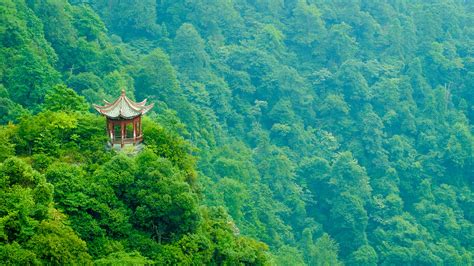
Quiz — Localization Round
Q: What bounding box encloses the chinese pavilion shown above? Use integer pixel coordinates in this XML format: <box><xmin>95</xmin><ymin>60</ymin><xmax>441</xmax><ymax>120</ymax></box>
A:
<box><xmin>94</xmin><ymin>90</ymin><xmax>154</xmax><ymax>148</ymax></box>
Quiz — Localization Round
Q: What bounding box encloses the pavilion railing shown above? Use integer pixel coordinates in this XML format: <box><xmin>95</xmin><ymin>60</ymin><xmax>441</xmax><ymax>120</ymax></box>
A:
<box><xmin>110</xmin><ymin>135</ymin><xmax>143</xmax><ymax>145</ymax></box>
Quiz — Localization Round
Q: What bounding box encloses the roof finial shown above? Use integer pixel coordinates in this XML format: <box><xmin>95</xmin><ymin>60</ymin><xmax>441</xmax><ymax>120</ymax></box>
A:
<box><xmin>121</xmin><ymin>88</ymin><xmax>126</xmax><ymax>96</ymax></box>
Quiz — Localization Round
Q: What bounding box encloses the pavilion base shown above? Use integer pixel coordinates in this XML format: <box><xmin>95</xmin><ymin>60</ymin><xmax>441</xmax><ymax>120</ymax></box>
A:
<box><xmin>108</xmin><ymin>142</ymin><xmax>144</xmax><ymax>154</ymax></box>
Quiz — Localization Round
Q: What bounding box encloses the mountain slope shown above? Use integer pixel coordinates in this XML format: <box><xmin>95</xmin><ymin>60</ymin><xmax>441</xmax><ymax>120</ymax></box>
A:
<box><xmin>1</xmin><ymin>0</ymin><xmax>473</xmax><ymax>264</ymax></box>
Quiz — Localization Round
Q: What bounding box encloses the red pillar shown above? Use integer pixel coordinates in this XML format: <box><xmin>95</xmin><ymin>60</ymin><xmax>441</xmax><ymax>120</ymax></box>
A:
<box><xmin>121</xmin><ymin>121</ymin><xmax>125</xmax><ymax>148</ymax></box>
<box><xmin>108</xmin><ymin>120</ymin><xmax>114</xmax><ymax>145</ymax></box>
<box><xmin>106</xmin><ymin>119</ymin><xmax>110</xmax><ymax>142</ymax></box>
<box><xmin>133</xmin><ymin>118</ymin><xmax>137</xmax><ymax>145</ymax></box>
<box><xmin>138</xmin><ymin>117</ymin><xmax>142</xmax><ymax>137</ymax></box>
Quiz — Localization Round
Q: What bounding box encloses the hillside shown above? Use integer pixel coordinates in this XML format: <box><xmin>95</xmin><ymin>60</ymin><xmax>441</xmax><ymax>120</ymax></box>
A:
<box><xmin>1</xmin><ymin>0</ymin><xmax>473</xmax><ymax>265</ymax></box>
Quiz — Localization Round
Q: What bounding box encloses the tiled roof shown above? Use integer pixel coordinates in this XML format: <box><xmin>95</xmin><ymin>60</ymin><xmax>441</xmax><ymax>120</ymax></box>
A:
<box><xmin>93</xmin><ymin>90</ymin><xmax>154</xmax><ymax>119</ymax></box>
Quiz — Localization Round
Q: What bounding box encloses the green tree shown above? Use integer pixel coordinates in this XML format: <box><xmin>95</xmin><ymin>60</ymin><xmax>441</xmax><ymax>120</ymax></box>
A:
<box><xmin>42</xmin><ymin>84</ymin><xmax>89</xmax><ymax>112</ymax></box>
<box><xmin>288</xmin><ymin>0</ymin><xmax>326</xmax><ymax>47</ymax></box>
<box><xmin>26</xmin><ymin>215</ymin><xmax>92</xmax><ymax>264</ymax></box>
<box><xmin>172</xmin><ymin>23</ymin><xmax>210</xmax><ymax>81</ymax></box>
<box><xmin>348</xmin><ymin>245</ymin><xmax>378</xmax><ymax>266</ymax></box>
<box><xmin>0</xmin><ymin>157</ymin><xmax>92</xmax><ymax>264</ymax></box>
<box><xmin>92</xmin><ymin>0</ymin><xmax>160</xmax><ymax>39</ymax></box>
<box><xmin>305</xmin><ymin>233</ymin><xmax>342</xmax><ymax>266</ymax></box>
<box><xmin>324</xmin><ymin>23</ymin><xmax>357</xmax><ymax>65</ymax></box>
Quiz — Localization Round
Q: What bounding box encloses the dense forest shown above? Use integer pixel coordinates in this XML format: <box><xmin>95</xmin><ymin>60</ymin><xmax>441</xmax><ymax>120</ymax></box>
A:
<box><xmin>1</xmin><ymin>0</ymin><xmax>473</xmax><ymax>264</ymax></box>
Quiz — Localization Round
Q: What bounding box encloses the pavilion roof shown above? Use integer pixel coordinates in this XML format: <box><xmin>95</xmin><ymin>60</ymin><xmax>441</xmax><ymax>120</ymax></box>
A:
<box><xmin>93</xmin><ymin>90</ymin><xmax>154</xmax><ymax>119</ymax></box>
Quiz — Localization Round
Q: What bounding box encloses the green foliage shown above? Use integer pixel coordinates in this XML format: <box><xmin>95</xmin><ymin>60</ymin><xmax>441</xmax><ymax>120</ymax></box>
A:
<box><xmin>303</xmin><ymin>233</ymin><xmax>342</xmax><ymax>266</ymax></box>
<box><xmin>133</xmin><ymin>48</ymin><xmax>179</xmax><ymax>102</ymax></box>
<box><xmin>348</xmin><ymin>245</ymin><xmax>378</xmax><ymax>266</ymax></box>
<box><xmin>287</xmin><ymin>0</ymin><xmax>326</xmax><ymax>47</ymax></box>
<box><xmin>0</xmin><ymin>242</ymin><xmax>39</xmax><ymax>265</ymax></box>
<box><xmin>17</xmin><ymin>111</ymin><xmax>78</xmax><ymax>155</ymax></box>
<box><xmin>172</xmin><ymin>23</ymin><xmax>210</xmax><ymax>80</ymax></box>
<box><xmin>132</xmin><ymin>151</ymin><xmax>200</xmax><ymax>242</ymax></box>
<box><xmin>0</xmin><ymin>156</ymin><xmax>91</xmax><ymax>264</ymax></box>
<box><xmin>0</xmin><ymin>109</ymin><xmax>271</xmax><ymax>264</ymax></box>
<box><xmin>95</xmin><ymin>251</ymin><xmax>153</xmax><ymax>265</ymax></box>
<box><xmin>274</xmin><ymin>245</ymin><xmax>306</xmax><ymax>266</ymax></box>
<box><xmin>0</xmin><ymin>124</ymin><xmax>16</xmax><ymax>162</ymax></box>
<box><xmin>26</xmin><ymin>217</ymin><xmax>92</xmax><ymax>264</ymax></box>
<box><xmin>42</xmin><ymin>84</ymin><xmax>89</xmax><ymax>112</ymax></box>
<box><xmin>92</xmin><ymin>0</ymin><xmax>160</xmax><ymax>39</ymax></box>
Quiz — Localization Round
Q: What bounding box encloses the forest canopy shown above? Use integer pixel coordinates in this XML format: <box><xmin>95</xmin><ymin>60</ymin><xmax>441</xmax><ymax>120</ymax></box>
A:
<box><xmin>0</xmin><ymin>0</ymin><xmax>473</xmax><ymax>265</ymax></box>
